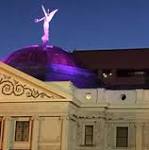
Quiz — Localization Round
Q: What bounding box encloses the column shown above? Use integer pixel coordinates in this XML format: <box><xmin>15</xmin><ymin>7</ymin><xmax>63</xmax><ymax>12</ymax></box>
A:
<box><xmin>2</xmin><ymin>117</ymin><xmax>12</xmax><ymax>150</ymax></box>
<box><xmin>61</xmin><ymin>116</ymin><xmax>70</xmax><ymax>150</ymax></box>
<box><xmin>103</xmin><ymin>121</ymin><xmax>108</xmax><ymax>150</ymax></box>
<box><xmin>143</xmin><ymin>123</ymin><xmax>149</xmax><ymax>148</ymax></box>
<box><xmin>129</xmin><ymin>123</ymin><xmax>136</xmax><ymax>148</ymax></box>
<box><xmin>135</xmin><ymin>123</ymin><xmax>143</xmax><ymax>150</ymax></box>
<box><xmin>31</xmin><ymin>116</ymin><xmax>40</xmax><ymax>150</ymax></box>
<box><xmin>72</xmin><ymin>121</ymin><xmax>77</xmax><ymax>150</ymax></box>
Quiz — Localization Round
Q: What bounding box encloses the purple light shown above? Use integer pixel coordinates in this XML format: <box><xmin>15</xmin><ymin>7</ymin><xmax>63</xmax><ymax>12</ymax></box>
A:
<box><xmin>4</xmin><ymin>45</ymin><xmax>99</xmax><ymax>88</ymax></box>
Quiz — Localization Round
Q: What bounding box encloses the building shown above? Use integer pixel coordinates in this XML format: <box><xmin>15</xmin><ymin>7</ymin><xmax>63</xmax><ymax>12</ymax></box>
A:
<box><xmin>0</xmin><ymin>45</ymin><xmax>149</xmax><ymax>150</ymax></box>
<box><xmin>74</xmin><ymin>48</ymin><xmax>149</xmax><ymax>89</ymax></box>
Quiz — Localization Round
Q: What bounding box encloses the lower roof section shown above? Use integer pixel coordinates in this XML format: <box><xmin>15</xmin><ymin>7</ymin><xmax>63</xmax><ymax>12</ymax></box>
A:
<box><xmin>73</xmin><ymin>48</ymin><xmax>149</xmax><ymax>69</ymax></box>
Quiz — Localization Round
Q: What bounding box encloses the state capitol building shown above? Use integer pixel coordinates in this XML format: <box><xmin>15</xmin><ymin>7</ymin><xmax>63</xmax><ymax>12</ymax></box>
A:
<box><xmin>0</xmin><ymin>45</ymin><xmax>148</xmax><ymax>150</ymax></box>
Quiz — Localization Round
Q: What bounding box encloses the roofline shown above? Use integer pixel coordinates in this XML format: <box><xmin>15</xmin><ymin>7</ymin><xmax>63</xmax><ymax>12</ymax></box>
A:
<box><xmin>73</xmin><ymin>47</ymin><xmax>149</xmax><ymax>53</ymax></box>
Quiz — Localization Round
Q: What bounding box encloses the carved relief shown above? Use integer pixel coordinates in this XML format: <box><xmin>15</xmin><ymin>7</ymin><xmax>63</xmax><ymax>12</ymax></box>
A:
<box><xmin>0</xmin><ymin>73</ymin><xmax>63</xmax><ymax>99</ymax></box>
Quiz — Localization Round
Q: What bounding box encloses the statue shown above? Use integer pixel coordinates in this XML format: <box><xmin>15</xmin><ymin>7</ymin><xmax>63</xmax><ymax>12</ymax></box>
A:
<box><xmin>35</xmin><ymin>5</ymin><xmax>58</xmax><ymax>47</ymax></box>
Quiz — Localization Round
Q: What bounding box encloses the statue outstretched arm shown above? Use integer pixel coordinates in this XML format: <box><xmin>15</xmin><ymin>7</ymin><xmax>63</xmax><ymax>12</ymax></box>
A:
<box><xmin>42</xmin><ymin>5</ymin><xmax>48</xmax><ymax>17</ymax></box>
<box><xmin>47</xmin><ymin>9</ymin><xmax>58</xmax><ymax>22</ymax></box>
<box><xmin>35</xmin><ymin>17</ymin><xmax>45</xmax><ymax>23</ymax></box>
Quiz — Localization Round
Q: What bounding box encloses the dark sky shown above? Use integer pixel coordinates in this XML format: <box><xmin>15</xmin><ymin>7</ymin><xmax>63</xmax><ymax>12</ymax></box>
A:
<box><xmin>0</xmin><ymin>0</ymin><xmax>149</xmax><ymax>58</ymax></box>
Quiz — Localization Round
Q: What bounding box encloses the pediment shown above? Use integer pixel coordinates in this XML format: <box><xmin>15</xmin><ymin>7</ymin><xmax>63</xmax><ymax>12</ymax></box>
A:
<box><xmin>0</xmin><ymin>62</ymin><xmax>72</xmax><ymax>102</ymax></box>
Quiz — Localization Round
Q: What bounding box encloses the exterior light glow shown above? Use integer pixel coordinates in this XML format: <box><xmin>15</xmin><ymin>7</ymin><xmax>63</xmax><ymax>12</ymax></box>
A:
<box><xmin>103</xmin><ymin>73</ymin><xmax>108</xmax><ymax>78</ymax></box>
<box><xmin>102</xmin><ymin>72</ymin><xmax>112</xmax><ymax>78</ymax></box>
<box><xmin>85</xmin><ymin>93</ymin><xmax>92</xmax><ymax>100</ymax></box>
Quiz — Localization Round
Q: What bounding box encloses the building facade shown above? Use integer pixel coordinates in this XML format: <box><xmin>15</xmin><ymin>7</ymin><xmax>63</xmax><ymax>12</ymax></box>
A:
<box><xmin>73</xmin><ymin>48</ymin><xmax>149</xmax><ymax>88</ymax></box>
<box><xmin>0</xmin><ymin>61</ymin><xmax>149</xmax><ymax>150</ymax></box>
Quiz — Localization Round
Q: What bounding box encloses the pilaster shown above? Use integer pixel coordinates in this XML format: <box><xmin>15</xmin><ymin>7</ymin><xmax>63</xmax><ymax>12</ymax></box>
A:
<box><xmin>2</xmin><ymin>117</ymin><xmax>12</xmax><ymax>150</ymax></box>
<box><xmin>31</xmin><ymin>116</ymin><xmax>40</xmax><ymax>150</ymax></box>
<box><xmin>60</xmin><ymin>116</ymin><xmax>70</xmax><ymax>150</ymax></box>
<box><xmin>135</xmin><ymin>123</ymin><xmax>143</xmax><ymax>150</ymax></box>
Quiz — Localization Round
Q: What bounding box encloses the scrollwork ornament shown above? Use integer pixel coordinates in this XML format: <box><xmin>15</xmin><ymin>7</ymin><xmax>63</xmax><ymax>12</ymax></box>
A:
<box><xmin>14</xmin><ymin>84</ymin><xmax>25</xmax><ymax>96</ymax></box>
<box><xmin>1</xmin><ymin>80</ymin><xmax>14</xmax><ymax>95</ymax></box>
<box><xmin>0</xmin><ymin>74</ymin><xmax>54</xmax><ymax>99</ymax></box>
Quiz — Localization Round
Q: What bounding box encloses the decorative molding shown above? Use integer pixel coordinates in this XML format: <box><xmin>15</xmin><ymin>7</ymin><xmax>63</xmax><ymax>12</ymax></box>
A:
<box><xmin>77</xmin><ymin>115</ymin><xmax>106</xmax><ymax>120</ymax></box>
<box><xmin>0</xmin><ymin>73</ymin><xmax>63</xmax><ymax>99</ymax></box>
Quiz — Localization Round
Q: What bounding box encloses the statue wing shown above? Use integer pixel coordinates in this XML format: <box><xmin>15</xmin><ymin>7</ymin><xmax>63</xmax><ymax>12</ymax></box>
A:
<box><xmin>42</xmin><ymin>5</ymin><xmax>48</xmax><ymax>17</ymax></box>
<box><xmin>48</xmin><ymin>9</ymin><xmax>58</xmax><ymax>22</ymax></box>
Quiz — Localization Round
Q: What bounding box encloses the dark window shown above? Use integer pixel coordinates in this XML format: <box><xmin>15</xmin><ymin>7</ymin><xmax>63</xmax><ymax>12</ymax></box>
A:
<box><xmin>84</xmin><ymin>125</ymin><xmax>93</xmax><ymax>145</ymax></box>
<box><xmin>121</xmin><ymin>94</ymin><xmax>126</xmax><ymax>100</ymax></box>
<box><xmin>116</xmin><ymin>127</ymin><xmax>128</xmax><ymax>147</ymax></box>
<box><xmin>15</xmin><ymin>121</ymin><xmax>30</xmax><ymax>141</ymax></box>
<box><xmin>117</xmin><ymin>69</ymin><xmax>147</xmax><ymax>77</ymax></box>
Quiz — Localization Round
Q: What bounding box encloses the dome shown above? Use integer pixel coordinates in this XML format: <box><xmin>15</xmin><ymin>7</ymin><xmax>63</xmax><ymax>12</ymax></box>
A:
<box><xmin>4</xmin><ymin>45</ymin><xmax>99</xmax><ymax>88</ymax></box>
<box><xmin>5</xmin><ymin>45</ymin><xmax>76</xmax><ymax>67</ymax></box>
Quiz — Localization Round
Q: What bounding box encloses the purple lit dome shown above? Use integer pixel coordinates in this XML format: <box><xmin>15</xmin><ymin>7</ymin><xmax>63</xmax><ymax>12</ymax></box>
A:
<box><xmin>4</xmin><ymin>45</ymin><xmax>99</xmax><ymax>88</ymax></box>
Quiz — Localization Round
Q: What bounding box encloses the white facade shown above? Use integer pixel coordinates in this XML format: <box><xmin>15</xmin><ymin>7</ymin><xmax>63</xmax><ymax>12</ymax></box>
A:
<box><xmin>0</xmin><ymin>62</ymin><xmax>148</xmax><ymax>150</ymax></box>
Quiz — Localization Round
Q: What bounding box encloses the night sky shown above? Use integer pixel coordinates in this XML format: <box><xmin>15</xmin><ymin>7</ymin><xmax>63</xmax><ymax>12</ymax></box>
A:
<box><xmin>0</xmin><ymin>0</ymin><xmax>149</xmax><ymax>59</ymax></box>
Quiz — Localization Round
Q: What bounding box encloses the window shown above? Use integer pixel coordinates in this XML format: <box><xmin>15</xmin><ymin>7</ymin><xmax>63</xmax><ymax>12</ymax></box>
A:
<box><xmin>15</xmin><ymin>121</ymin><xmax>30</xmax><ymax>141</ymax></box>
<box><xmin>116</xmin><ymin>127</ymin><xmax>128</xmax><ymax>147</ymax></box>
<box><xmin>84</xmin><ymin>125</ymin><xmax>93</xmax><ymax>145</ymax></box>
<box><xmin>120</xmin><ymin>94</ymin><xmax>127</xmax><ymax>100</ymax></box>
<box><xmin>117</xmin><ymin>69</ymin><xmax>147</xmax><ymax>77</ymax></box>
